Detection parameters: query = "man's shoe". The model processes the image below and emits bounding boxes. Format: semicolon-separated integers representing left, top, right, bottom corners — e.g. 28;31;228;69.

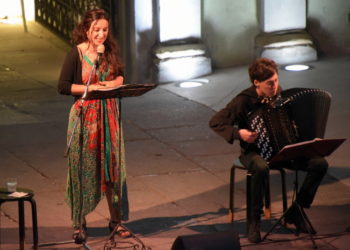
284;204;298;224
247;220;262;243
284;204;316;234
294;211;317;234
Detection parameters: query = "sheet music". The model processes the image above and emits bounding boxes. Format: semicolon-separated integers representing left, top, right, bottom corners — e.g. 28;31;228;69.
93;85;124;91
269;138;346;164
282;137;323;149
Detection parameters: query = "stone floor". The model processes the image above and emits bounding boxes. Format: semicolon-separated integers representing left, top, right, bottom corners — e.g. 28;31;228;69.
0;20;349;250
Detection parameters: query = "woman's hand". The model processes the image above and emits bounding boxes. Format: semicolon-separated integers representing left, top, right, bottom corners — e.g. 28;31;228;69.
88;84;115;91
88;76;124;92
97;81;116;88
97;76;124;88
239;129;258;143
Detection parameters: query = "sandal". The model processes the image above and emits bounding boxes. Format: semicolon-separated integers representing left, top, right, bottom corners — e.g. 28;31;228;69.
72;217;87;244
116;227;132;238
108;221;131;238
72;228;87;244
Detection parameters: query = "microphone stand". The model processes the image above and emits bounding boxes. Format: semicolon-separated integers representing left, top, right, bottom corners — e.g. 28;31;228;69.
103;97;151;250
65;60;96;156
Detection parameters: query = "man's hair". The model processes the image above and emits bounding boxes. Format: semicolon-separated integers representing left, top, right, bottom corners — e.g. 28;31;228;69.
248;58;278;85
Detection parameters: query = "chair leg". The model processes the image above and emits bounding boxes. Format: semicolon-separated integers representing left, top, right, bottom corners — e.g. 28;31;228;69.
280;169;288;213
229;166;235;223
264;174;271;219
18;200;25;250
29;198;39;250
246;174;252;229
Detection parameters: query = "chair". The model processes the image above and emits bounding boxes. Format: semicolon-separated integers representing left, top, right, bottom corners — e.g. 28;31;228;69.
0;187;38;250
229;159;288;223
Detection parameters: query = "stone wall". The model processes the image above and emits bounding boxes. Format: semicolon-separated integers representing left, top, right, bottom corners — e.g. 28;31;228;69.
307;0;350;56
122;0;350;82
202;0;350;68
202;0;258;68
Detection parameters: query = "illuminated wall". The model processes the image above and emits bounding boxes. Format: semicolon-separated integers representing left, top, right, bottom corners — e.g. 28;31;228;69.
260;0;306;32
155;0;211;83
159;0;201;42
0;0;34;21
256;0;317;65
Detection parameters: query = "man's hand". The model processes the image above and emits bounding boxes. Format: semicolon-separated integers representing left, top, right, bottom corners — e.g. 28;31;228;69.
239;129;258;143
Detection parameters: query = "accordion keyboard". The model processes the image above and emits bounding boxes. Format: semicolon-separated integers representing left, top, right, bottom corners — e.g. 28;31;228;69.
249;114;274;160
247;88;331;161
248;99;298;161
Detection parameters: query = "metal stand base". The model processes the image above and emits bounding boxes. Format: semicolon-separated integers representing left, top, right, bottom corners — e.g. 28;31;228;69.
104;223;151;250
262;168;318;249
262;201;317;248
38;226;90;249
38;240;92;250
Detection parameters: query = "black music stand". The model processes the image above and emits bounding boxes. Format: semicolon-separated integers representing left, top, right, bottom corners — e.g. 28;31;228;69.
262;138;346;249
88;83;156;250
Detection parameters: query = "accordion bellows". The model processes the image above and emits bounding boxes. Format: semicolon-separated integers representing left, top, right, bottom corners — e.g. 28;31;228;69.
247;88;331;161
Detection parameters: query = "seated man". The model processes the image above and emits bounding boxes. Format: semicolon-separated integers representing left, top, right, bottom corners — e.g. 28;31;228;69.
209;58;328;243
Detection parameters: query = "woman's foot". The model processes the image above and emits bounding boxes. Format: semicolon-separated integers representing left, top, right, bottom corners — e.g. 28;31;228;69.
72;228;87;244
108;221;132;238
116;226;132;238
72;217;87;244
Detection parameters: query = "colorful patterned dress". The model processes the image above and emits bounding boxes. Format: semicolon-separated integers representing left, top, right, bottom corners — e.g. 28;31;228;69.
65;54;129;228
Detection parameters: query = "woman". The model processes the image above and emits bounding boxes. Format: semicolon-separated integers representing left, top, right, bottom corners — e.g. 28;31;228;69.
58;9;129;243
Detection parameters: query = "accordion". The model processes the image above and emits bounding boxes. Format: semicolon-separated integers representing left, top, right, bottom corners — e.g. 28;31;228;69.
247;88;331;161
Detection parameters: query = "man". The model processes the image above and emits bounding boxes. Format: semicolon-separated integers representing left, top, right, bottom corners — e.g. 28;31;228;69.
209;58;328;243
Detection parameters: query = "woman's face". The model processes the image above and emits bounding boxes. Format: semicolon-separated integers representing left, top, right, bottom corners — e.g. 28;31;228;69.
87;19;109;47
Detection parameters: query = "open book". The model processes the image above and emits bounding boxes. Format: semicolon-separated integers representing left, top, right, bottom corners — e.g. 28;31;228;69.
269;138;346;164
91;85;125;92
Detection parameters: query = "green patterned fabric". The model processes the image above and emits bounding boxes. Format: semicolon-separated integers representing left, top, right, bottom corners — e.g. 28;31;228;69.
65;56;128;228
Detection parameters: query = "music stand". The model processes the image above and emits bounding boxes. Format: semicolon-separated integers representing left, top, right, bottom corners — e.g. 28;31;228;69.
262;138;346;248
87;83;156;250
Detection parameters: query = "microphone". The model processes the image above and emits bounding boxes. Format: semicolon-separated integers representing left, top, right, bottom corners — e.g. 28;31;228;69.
81;44;105;100
96;44;105;69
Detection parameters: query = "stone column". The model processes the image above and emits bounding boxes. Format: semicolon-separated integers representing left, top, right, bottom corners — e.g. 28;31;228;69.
255;0;317;64
154;0;212;83
113;0;158;84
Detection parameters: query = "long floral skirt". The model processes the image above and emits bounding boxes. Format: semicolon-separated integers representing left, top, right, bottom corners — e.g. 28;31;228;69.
65;98;129;228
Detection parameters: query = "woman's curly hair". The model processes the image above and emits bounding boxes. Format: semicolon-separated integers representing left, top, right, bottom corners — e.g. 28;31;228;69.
72;9;124;77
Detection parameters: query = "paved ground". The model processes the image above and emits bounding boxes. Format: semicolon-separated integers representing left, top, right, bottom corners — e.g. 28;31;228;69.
0;20;350;250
